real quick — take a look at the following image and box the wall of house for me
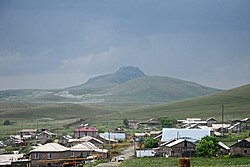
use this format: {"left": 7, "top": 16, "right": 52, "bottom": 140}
{"left": 230, "top": 147, "right": 250, "bottom": 156}
{"left": 30, "top": 151, "right": 70, "bottom": 166}
{"left": 74, "top": 131, "right": 97, "bottom": 138}
{"left": 167, "top": 142, "right": 196, "bottom": 157}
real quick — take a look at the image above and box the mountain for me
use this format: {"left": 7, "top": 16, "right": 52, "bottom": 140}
{"left": 67, "top": 66, "right": 145, "bottom": 91}
{"left": 117, "top": 84, "right": 250, "bottom": 121}
{"left": 0, "top": 66, "right": 221, "bottom": 103}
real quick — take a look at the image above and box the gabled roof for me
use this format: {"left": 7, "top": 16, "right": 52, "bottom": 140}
{"left": 165, "top": 139, "right": 195, "bottom": 147}
{"left": 228, "top": 122, "right": 241, "bottom": 130}
{"left": 70, "top": 142, "right": 98, "bottom": 151}
{"left": 68, "top": 136, "right": 103, "bottom": 144}
{"left": 74, "top": 127, "right": 97, "bottom": 132}
{"left": 30, "top": 143, "right": 69, "bottom": 153}
{"left": 230, "top": 138, "right": 250, "bottom": 148}
{"left": 161, "top": 128, "right": 210, "bottom": 142}
{"left": 206, "top": 117, "right": 217, "bottom": 121}
{"left": 70, "top": 142, "right": 108, "bottom": 153}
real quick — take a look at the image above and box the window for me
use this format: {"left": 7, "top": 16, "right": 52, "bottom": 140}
{"left": 34, "top": 153, "right": 39, "bottom": 159}
{"left": 71, "top": 152, "right": 75, "bottom": 157}
{"left": 244, "top": 150, "right": 247, "bottom": 154}
{"left": 47, "top": 153, "right": 52, "bottom": 159}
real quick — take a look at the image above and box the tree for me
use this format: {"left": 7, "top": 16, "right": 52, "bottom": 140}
{"left": 158, "top": 117, "right": 176, "bottom": 128}
{"left": 144, "top": 138, "right": 159, "bottom": 148}
{"left": 196, "top": 136, "right": 219, "bottom": 157}
{"left": 123, "top": 119, "right": 129, "bottom": 128}
{"left": 3, "top": 120, "right": 10, "bottom": 125}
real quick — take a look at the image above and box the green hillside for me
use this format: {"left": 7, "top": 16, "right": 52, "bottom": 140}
{"left": 101, "top": 76, "right": 220, "bottom": 103}
{"left": 0, "top": 101, "right": 112, "bottom": 120}
{"left": 116, "top": 84, "right": 250, "bottom": 121}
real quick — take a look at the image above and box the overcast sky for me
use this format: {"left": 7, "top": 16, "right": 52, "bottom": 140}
{"left": 0, "top": 0, "right": 250, "bottom": 90}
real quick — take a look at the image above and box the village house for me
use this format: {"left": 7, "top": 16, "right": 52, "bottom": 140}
{"left": 212, "top": 124, "right": 231, "bottom": 133}
{"left": 20, "top": 129, "right": 38, "bottom": 139}
{"left": 177, "top": 118, "right": 208, "bottom": 129}
{"left": 228, "top": 122, "right": 243, "bottom": 133}
{"left": 97, "top": 135, "right": 118, "bottom": 145}
{"left": 218, "top": 142, "right": 230, "bottom": 155}
{"left": 29, "top": 143, "right": 70, "bottom": 167}
{"left": 128, "top": 120, "right": 139, "bottom": 129}
{"left": 70, "top": 142, "right": 108, "bottom": 159}
{"left": 67, "top": 136, "right": 103, "bottom": 148}
{"left": 74, "top": 127, "right": 98, "bottom": 138}
{"left": 230, "top": 138, "right": 250, "bottom": 156}
{"left": 161, "top": 128, "right": 211, "bottom": 143}
{"left": 206, "top": 118, "right": 217, "bottom": 127}
{"left": 156, "top": 139, "right": 196, "bottom": 157}
{"left": 99, "top": 132, "right": 126, "bottom": 141}
{"left": 59, "top": 135, "right": 73, "bottom": 145}
{"left": 37, "top": 131, "right": 57, "bottom": 144}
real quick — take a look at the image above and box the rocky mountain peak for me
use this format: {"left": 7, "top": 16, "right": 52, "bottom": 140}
{"left": 116, "top": 66, "right": 145, "bottom": 77}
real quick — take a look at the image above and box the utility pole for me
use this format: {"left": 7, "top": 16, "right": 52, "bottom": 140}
{"left": 222, "top": 104, "right": 224, "bottom": 136}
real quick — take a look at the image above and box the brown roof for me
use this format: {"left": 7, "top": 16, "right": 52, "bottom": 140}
{"left": 74, "top": 127, "right": 97, "bottom": 132}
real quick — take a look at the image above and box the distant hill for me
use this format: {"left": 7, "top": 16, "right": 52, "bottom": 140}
{"left": 0, "top": 66, "right": 221, "bottom": 103}
{"left": 117, "top": 84, "right": 250, "bottom": 121}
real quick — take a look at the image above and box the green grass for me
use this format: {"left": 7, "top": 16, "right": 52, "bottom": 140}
{"left": 119, "top": 84, "right": 250, "bottom": 121}
{"left": 120, "top": 157, "right": 250, "bottom": 167}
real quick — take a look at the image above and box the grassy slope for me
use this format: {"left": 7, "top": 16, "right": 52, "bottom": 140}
{"left": 0, "top": 101, "right": 112, "bottom": 119}
{"left": 119, "top": 84, "right": 250, "bottom": 121}
{"left": 102, "top": 76, "right": 220, "bottom": 103}
{"left": 94, "top": 84, "right": 250, "bottom": 123}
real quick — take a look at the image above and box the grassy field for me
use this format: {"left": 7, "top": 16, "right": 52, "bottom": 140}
{"left": 120, "top": 157, "right": 250, "bottom": 167}
{"left": 0, "top": 84, "right": 249, "bottom": 139}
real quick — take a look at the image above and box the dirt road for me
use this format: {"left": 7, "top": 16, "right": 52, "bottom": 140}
{"left": 95, "top": 145, "right": 135, "bottom": 167}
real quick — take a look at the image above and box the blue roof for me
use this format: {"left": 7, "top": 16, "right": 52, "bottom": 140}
{"left": 100, "top": 132, "right": 126, "bottom": 140}
{"left": 161, "top": 128, "right": 210, "bottom": 142}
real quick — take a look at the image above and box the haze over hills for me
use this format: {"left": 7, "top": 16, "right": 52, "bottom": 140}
{"left": 0, "top": 66, "right": 221, "bottom": 103}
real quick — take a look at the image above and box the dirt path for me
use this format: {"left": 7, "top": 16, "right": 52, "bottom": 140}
{"left": 95, "top": 145, "right": 135, "bottom": 167}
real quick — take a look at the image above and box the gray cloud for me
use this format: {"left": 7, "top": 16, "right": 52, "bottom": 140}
{"left": 0, "top": 0, "right": 250, "bottom": 90}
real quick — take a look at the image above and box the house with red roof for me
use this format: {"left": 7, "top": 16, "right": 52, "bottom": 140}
{"left": 74, "top": 127, "right": 98, "bottom": 138}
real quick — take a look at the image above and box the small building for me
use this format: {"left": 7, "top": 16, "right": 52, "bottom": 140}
{"left": 218, "top": 142, "right": 230, "bottom": 155}
{"left": 29, "top": 143, "right": 70, "bottom": 167}
{"left": 161, "top": 128, "right": 211, "bottom": 142}
{"left": 156, "top": 139, "right": 196, "bottom": 157}
{"left": 59, "top": 135, "right": 73, "bottom": 145}
{"left": 206, "top": 118, "right": 217, "bottom": 127}
{"left": 230, "top": 138, "right": 250, "bottom": 156}
{"left": 67, "top": 136, "right": 103, "bottom": 148}
{"left": 136, "top": 149, "right": 156, "bottom": 157}
{"left": 129, "top": 120, "right": 139, "bottom": 129}
{"left": 74, "top": 127, "right": 98, "bottom": 138}
{"left": 99, "top": 132, "right": 126, "bottom": 141}
{"left": 212, "top": 124, "right": 231, "bottom": 133}
{"left": 37, "top": 131, "right": 57, "bottom": 144}
{"left": 228, "top": 122, "right": 243, "bottom": 133}
{"left": 20, "top": 129, "right": 38, "bottom": 138}
{"left": 70, "top": 142, "right": 108, "bottom": 159}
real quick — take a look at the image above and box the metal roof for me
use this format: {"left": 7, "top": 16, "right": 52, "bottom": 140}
{"left": 30, "top": 143, "right": 69, "bottom": 153}
{"left": 100, "top": 132, "right": 125, "bottom": 140}
{"left": 161, "top": 128, "right": 210, "bottom": 142}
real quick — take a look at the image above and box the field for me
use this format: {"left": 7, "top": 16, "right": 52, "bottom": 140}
{"left": 0, "top": 84, "right": 249, "bottom": 139}
{"left": 120, "top": 157, "right": 250, "bottom": 167}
